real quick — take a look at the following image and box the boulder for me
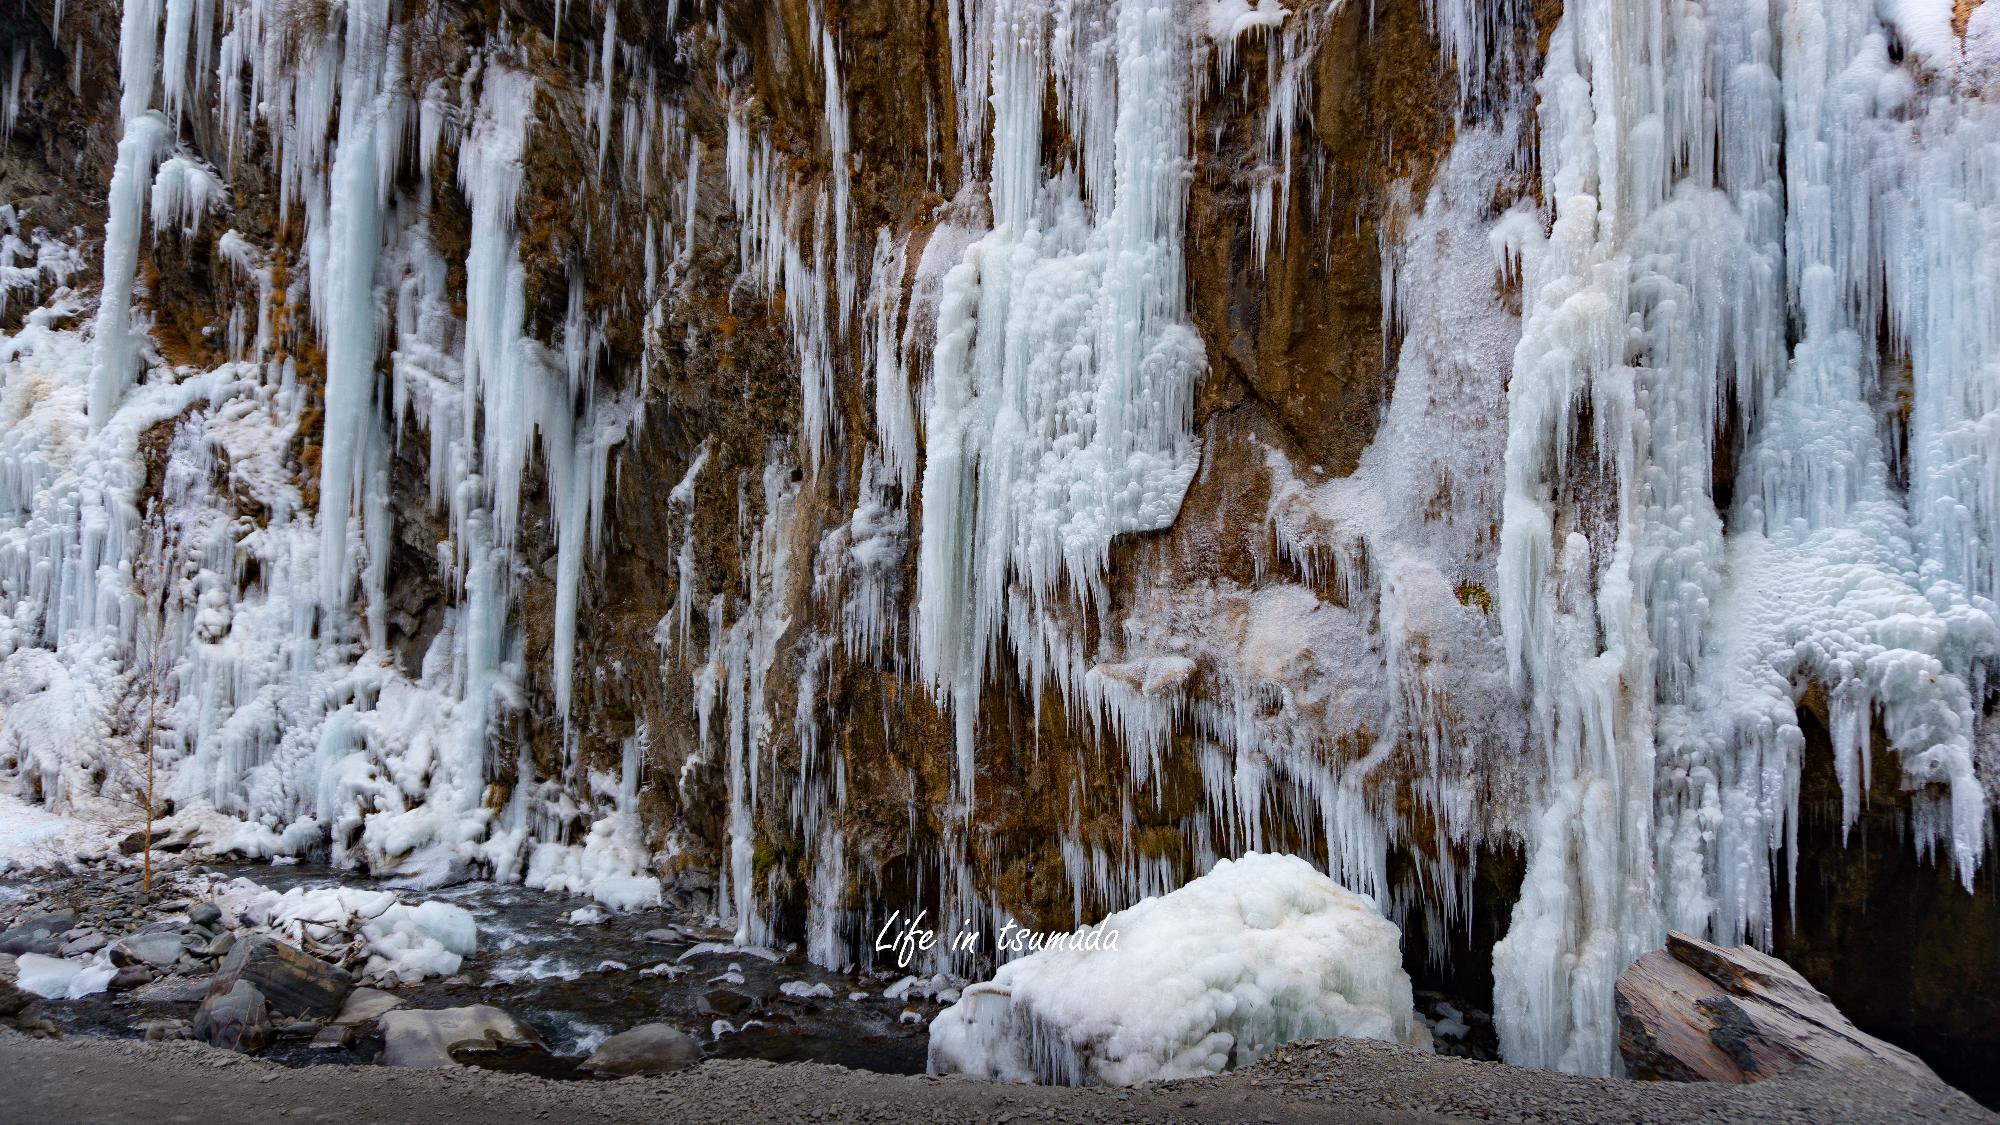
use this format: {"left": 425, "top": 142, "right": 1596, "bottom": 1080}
{"left": 333, "top": 986, "right": 404, "bottom": 1027}
{"left": 188, "top": 903, "right": 223, "bottom": 927}
{"left": 1615, "top": 932, "right": 1939, "bottom": 1085}
{"left": 378, "top": 1006, "right": 549, "bottom": 1069}
{"left": 193, "top": 981, "right": 273, "bottom": 1053}
{"left": 111, "top": 931, "right": 191, "bottom": 969}
{"left": 579, "top": 1024, "right": 703, "bottom": 1077}
{"left": 207, "top": 935, "right": 353, "bottom": 1018}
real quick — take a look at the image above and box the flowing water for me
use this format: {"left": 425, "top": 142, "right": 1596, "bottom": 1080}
{"left": 22, "top": 865, "right": 933, "bottom": 1077}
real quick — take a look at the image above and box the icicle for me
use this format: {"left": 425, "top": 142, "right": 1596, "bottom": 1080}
{"left": 89, "top": 0, "right": 170, "bottom": 427}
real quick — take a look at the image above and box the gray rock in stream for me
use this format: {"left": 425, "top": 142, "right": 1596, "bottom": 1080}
{"left": 580, "top": 1024, "right": 703, "bottom": 1077}
{"left": 207, "top": 935, "right": 353, "bottom": 1018}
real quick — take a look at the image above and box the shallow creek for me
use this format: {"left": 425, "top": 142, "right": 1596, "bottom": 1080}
{"left": 8, "top": 864, "right": 936, "bottom": 1076}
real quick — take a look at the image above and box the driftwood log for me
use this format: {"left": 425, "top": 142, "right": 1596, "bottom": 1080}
{"left": 1615, "top": 932, "right": 1937, "bottom": 1084}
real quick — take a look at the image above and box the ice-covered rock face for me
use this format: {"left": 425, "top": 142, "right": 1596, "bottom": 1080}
{"left": 3, "top": 0, "right": 1999, "bottom": 1089}
{"left": 927, "top": 852, "right": 1428, "bottom": 1086}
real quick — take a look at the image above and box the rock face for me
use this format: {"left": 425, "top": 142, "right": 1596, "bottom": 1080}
{"left": 193, "top": 981, "right": 273, "bottom": 1054}
{"left": 1614, "top": 933, "right": 1939, "bottom": 1086}
{"left": 2, "top": 0, "right": 1998, "bottom": 1092}
{"left": 579, "top": 1024, "right": 703, "bottom": 1077}
{"left": 377, "top": 1006, "right": 549, "bottom": 1069}
{"left": 206, "top": 936, "right": 353, "bottom": 1019}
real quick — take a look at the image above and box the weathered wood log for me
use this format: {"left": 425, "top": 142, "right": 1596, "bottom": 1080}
{"left": 1616, "top": 931, "right": 1938, "bottom": 1084}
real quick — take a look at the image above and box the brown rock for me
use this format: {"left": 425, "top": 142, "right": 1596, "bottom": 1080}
{"left": 1615, "top": 932, "right": 1940, "bottom": 1085}
{"left": 205, "top": 935, "right": 354, "bottom": 1019}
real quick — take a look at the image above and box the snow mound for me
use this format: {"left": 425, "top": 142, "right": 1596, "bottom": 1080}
{"left": 927, "top": 852, "right": 1429, "bottom": 1086}
{"left": 363, "top": 900, "right": 479, "bottom": 979}
{"left": 215, "top": 878, "right": 477, "bottom": 981}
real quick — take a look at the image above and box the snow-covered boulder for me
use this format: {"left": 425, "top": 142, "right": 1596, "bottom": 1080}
{"left": 928, "top": 852, "right": 1429, "bottom": 1086}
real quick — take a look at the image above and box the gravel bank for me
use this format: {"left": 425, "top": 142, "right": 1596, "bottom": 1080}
{"left": 3, "top": 1033, "right": 1991, "bottom": 1124}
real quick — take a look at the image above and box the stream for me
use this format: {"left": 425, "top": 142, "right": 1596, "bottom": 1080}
{"left": 7, "top": 863, "right": 937, "bottom": 1077}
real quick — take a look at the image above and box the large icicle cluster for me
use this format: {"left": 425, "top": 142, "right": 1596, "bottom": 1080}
{"left": 917, "top": 0, "right": 1208, "bottom": 805}
{"left": 1491, "top": 0, "right": 2000, "bottom": 1074}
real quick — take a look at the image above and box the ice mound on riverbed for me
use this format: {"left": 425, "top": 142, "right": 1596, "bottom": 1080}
{"left": 216, "top": 880, "right": 477, "bottom": 980}
{"left": 14, "top": 952, "right": 115, "bottom": 999}
{"left": 927, "top": 853, "right": 1428, "bottom": 1086}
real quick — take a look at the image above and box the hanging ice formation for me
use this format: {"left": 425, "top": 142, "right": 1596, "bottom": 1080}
{"left": 1488, "top": 0, "right": 2000, "bottom": 1074}
{"left": 1, "top": 0, "right": 1997, "bottom": 1084}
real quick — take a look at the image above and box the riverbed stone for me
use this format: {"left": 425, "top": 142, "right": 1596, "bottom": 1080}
{"left": 207, "top": 935, "right": 353, "bottom": 1018}
{"left": 580, "top": 1024, "right": 703, "bottom": 1077}
{"left": 334, "top": 987, "right": 404, "bottom": 1027}
{"left": 126, "top": 974, "right": 212, "bottom": 1003}
{"left": 378, "top": 1006, "right": 548, "bottom": 1068}
{"left": 700, "top": 988, "right": 754, "bottom": 1018}
{"left": 193, "top": 981, "right": 273, "bottom": 1054}
{"left": 136, "top": 1018, "right": 194, "bottom": 1041}
{"left": 0, "top": 912, "right": 75, "bottom": 956}
{"left": 310, "top": 1024, "right": 355, "bottom": 1050}
{"left": 187, "top": 903, "right": 222, "bottom": 927}
{"left": 112, "top": 931, "right": 191, "bottom": 968}
{"left": 59, "top": 932, "right": 108, "bottom": 957}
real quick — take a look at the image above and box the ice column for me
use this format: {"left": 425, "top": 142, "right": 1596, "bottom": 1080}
{"left": 916, "top": 0, "right": 1206, "bottom": 803}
